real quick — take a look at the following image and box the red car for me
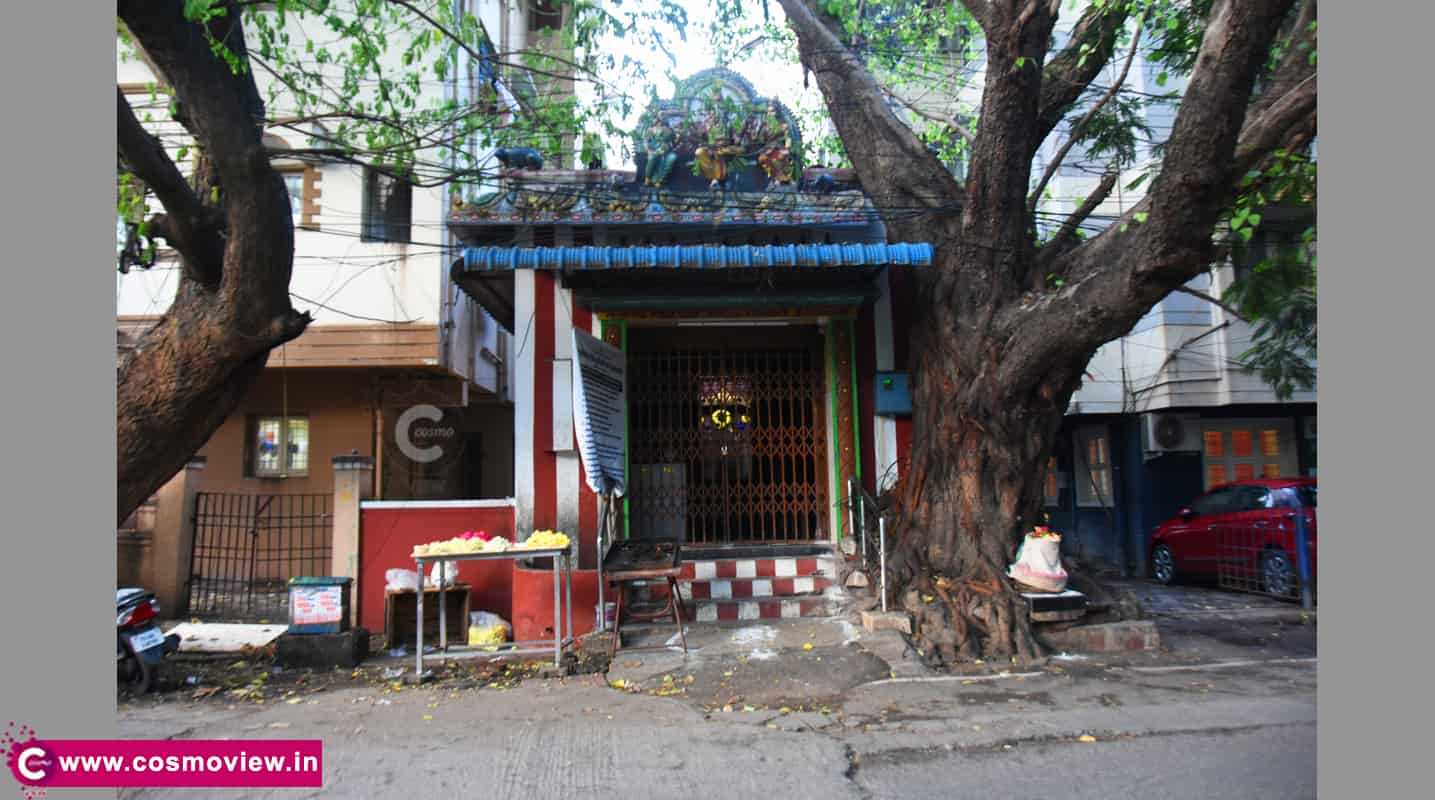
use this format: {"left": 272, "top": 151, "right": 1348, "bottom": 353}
{"left": 1150, "top": 477, "right": 1317, "bottom": 598}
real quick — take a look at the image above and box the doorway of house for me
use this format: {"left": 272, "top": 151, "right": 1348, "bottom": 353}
{"left": 460, "top": 433, "right": 484, "bottom": 498}
{"left": 626, "top": 324, "right": 829, "bottom": 548}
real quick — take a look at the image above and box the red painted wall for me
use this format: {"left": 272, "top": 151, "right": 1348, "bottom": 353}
{"left": 511, "top": 565, "right": 602, "bottom": 643}
{"left": 358, "top": 504, "right": 517, "bottom": 634}
{"left": 895, "top": 418, "right": 913, "bottom": 473}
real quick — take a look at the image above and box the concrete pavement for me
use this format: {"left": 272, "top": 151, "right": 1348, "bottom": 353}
{"left": 117, "top": 590, "right": 1316, "bottom": 800}
{"left": 111, "top": 578, "right": 1317, "bottom": 798}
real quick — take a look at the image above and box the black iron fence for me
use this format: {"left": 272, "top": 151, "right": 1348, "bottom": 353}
{"left": 187, "top": 493, "right": 332, "bottom": 621}
{"left": 1215, "top": 511, "right": 1317, "bottom": 608}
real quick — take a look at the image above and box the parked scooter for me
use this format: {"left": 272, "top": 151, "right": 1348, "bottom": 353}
{"left": 117, "top": 588, "right": 180, "bottom": 693}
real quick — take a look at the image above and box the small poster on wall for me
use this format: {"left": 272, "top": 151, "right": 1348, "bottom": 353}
{"left": 290, "top": 585, "right": 343, "bottom": 626}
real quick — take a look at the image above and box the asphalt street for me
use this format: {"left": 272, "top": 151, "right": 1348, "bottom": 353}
{"left": 117, "top": 595, "right": 1317, "bottom": 800}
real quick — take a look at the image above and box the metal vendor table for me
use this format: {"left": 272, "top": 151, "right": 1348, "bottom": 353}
{"left": 412, "top": 546, "right": 573, "bottom": 678}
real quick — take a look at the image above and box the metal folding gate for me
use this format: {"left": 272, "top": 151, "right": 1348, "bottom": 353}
{"left": 187, "top": 493, "right": 332, "bottom": 621}
{"left": 627, "top": 327, "right": 829, "bottom": 545}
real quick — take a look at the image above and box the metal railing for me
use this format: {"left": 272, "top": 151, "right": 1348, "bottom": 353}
{"left": 846, "top": 477, "right": 891, "bottom": 612}
{"left": 188, "top": 492, "right": 332, "bottom": 621}
{"left": 1215, "top": 509, "right": 1317, "bottom": 610}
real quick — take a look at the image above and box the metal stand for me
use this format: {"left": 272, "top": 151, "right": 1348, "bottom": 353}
{"left": 596, "top": 494, "right": 609, "bottom": 631}
{"left": 608, "top": 573, "right": 687, "bottom": 661}
{"left": 413, "top": 546, "right": 573, "bottom": 679}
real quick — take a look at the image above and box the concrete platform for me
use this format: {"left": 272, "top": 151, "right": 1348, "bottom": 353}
{"left": 274, "top": 628, "right": 371, "bottom": 669}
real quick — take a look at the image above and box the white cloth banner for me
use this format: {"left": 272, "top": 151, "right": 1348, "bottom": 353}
{"left": 571, "top": 329, "right": 627, "bottom": 496}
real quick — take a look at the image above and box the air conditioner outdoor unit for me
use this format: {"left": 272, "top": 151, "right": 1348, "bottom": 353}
{"left": 1141, "top": 412, "right": 1201, "bottom": 458}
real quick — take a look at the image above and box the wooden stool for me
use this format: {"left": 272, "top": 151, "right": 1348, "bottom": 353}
{"left": 608, "top": 572, "right": 686, "bottom": 660}
{"left": 602, "top": 538, "right": 686, "bottom": 659}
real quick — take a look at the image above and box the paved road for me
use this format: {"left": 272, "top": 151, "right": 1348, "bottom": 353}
{"left": 116, "top": 584, "right": 1316, "bottom": 799}
{"left": 118, "top": 667, "right": 1316, "bottom": 800}
{"left": 857, "top": 723, "right": 1316, "bottom": 800}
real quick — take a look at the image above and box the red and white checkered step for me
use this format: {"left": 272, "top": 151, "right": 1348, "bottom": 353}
{"left": 684, "top": 574, "right": 834, "bottom": 601}
{"left": 679, "top": 553, "right": 843, "bottom": 621}
{"left": 685, "top": 596, "right": 842, "bottom": 622}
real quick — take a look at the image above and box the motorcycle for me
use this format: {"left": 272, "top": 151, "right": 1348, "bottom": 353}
{"left": 117, "top": 588, "right": 180, "bottom": 693}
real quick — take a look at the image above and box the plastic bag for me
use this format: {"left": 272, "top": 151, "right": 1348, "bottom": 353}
{"left": 385, "top": 568, "right": 420, "bottom": 592}
{"left": 468, "top": 611, "right": 512, "bottom": 650}
{"left": 1007, "top": 534, "right": 1068, "bottom": 593}
{"left": 426, "top": 560, "right": 460, "bottom": 588}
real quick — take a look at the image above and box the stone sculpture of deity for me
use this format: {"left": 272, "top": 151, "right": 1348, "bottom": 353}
{"left": 643, "top": 119, "right": 679, "bottom": 187}
{"left": 756, "top": 102, "right": 795, "bottom": 187}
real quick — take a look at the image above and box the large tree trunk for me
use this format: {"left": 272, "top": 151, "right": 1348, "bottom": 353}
{"left": 886, "top": 249, "right": 1087, "bottom": 664}
{"left": 775, "top": 0, "right": 1313, "bottom": 665}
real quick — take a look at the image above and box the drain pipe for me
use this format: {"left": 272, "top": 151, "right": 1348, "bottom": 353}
{"left": 878, "top": 514, "right": 888, "bottom": 612}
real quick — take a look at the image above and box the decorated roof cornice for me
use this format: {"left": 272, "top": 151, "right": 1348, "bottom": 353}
{"left": 449, "top": 69, "right": 875, "bottom": 230}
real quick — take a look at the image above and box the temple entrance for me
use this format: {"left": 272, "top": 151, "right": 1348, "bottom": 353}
{"left": 627, "top": 324, "right": 830, "bottom": 547}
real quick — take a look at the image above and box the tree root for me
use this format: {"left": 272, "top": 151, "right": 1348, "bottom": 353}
{"left": 901, "top": 563, "right": 1047, "bottom": 667}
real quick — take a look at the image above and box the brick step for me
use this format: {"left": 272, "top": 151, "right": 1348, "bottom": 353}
{"left": 679, "top": 555, "right": 838, "bottom": 581}
{"left": 687, "top": 597, "right": 843, "bottom": 623}
{"left": 682, "top": 575, "right": 834, "bottom": 601}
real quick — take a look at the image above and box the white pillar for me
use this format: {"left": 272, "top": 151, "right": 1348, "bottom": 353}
{"left": 873, "top": 270, "right": 901, "bottom": 490}
{"left": 554, "top": 281, "right": 581, "bottom": 538}
{"left": 514, "top": 269, "right": 536, "bottom": 538}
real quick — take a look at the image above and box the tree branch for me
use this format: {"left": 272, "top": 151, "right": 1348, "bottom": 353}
{"left": 116, "top": 87, "right": 224, "bottom": 287}
{"left": 1035, "top": 168, "right": 1117, "bottom": 269}
{"left": 999, "top": 0, "right": 1304, "bottom": 392}
{"left": 120, "top": 0, "right": 297, "bottom": 325}
{"left": 775, "top": 0, "right": 963, "bottom": 219}
{"left": 1173, "top": 285, "right": 1249, "bottom": 321}
{"left": 951, "top": 0, "right": 1060, "bottom": 295}
{"left": 881, "top": 87, "right": 975, "bottom": 144}
{"left": 1035, "top": 1, "right": 1131, "bottom": 144}
{"left": 958, "top": 1, "right": 994, "bottom": 31}
{"left": 1028, "top": 14, "right": 1144, "bottom": 214}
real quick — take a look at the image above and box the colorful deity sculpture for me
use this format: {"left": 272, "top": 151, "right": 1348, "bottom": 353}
{"left": 643, "top": 119, "right": 679, "bottom": 187}
{"left": 693, "top": 88, "right": 745, "bottom": 188}
{"left": 695, "top": 140, "right": 744, "bottom": 187}
{"left": 755, "top": 102, "right": 796, "bottom": 187}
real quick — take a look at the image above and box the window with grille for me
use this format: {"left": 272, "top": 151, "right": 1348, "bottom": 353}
{"left": 361, "top": 169, "right": 413, "bottom": 243}
{"left": 1075, "top": 426, "right": 1114, "bottom": 507}
{"left": 281, "top": 171, "right": 305, "bottom": 226}
{"left": 1201, "top": 420, "right": 1296, "bottom": 489}
{"left": 249, "top": 416, "right": 310, "bottom": 478}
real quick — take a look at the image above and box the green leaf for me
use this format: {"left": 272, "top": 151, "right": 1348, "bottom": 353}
{"left": 1133, "top": 212, "right": 1148, "bottom": 224}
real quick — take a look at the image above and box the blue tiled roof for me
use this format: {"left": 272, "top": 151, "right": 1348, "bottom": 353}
{"left": 459, "top": 243, "right": 933, "bottom": 272}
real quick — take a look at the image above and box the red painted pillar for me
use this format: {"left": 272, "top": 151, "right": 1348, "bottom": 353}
{"left": 573, "top": 299, "right": 599, "bottom": 569}
{"left": 533, "top": 272, "right": 557, "bottom": 532}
